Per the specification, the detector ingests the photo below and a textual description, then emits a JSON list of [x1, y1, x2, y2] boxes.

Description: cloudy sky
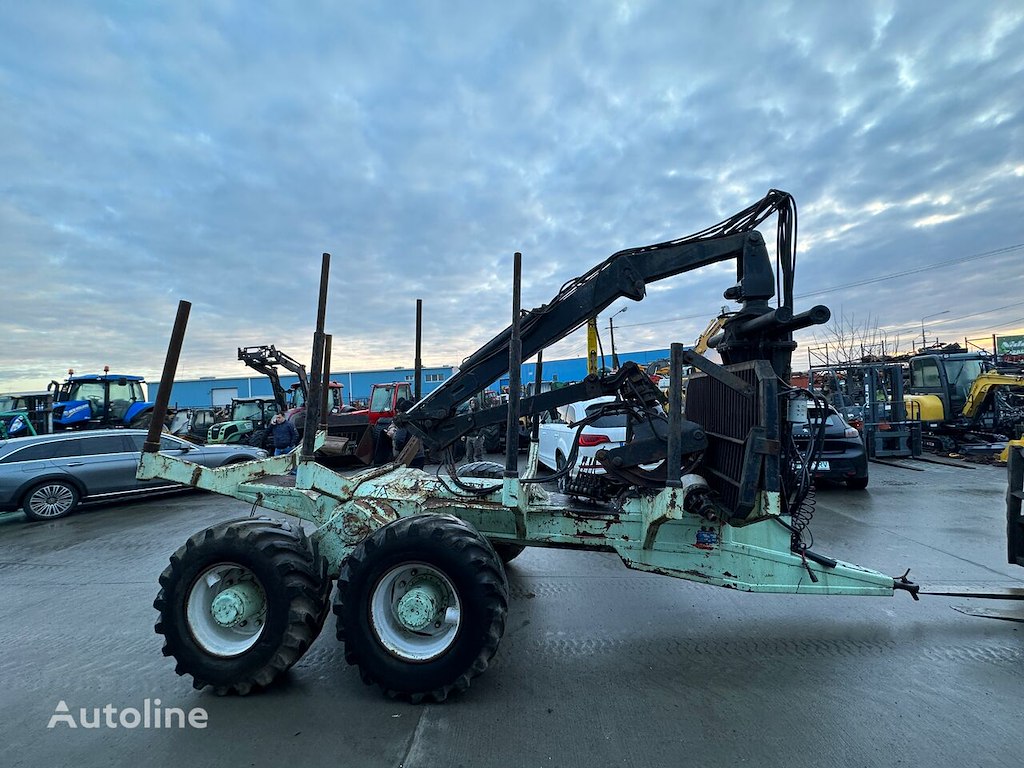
[[2, 1, 1022, 392]]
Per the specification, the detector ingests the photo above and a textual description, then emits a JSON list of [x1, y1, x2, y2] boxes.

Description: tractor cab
[[907, 352, 992, 420], [287, 381, 345, 413], [207, 397, 281, 446], [367, 382, 412, 424], [50, 370, 153, 429]]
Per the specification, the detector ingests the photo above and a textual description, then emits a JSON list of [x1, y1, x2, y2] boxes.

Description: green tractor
[[206, 397, 281, 448]]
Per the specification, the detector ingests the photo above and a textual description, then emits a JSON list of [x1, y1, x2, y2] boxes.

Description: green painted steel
[[137, 431, 897, 597], [396, 584, 443, 631], [211, 582, 265, 628]]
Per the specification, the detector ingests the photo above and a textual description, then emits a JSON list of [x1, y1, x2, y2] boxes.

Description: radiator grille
[[684, 362, 778, 516]]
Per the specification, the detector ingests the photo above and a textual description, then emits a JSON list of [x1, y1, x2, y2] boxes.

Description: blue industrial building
[[156, 365, 457, 409], [504, 348, 670, 392], [155, 348, 670, 408]]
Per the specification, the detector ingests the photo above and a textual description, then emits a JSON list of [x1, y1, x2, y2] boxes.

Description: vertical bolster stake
[[505, 252, 523, 477], [303, 253, 330, 459], [414, 298, 423, 402], [531, 350, 544, 442], [321, 334, 332, 431], [665, 342, 685, 487], [144, 300, 191, 453]]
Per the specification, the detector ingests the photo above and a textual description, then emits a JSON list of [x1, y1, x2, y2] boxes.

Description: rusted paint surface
[[337, 498, 399, 544]]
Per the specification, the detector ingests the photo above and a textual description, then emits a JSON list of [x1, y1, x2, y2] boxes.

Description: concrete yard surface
[[0, 458, 1020, 768]]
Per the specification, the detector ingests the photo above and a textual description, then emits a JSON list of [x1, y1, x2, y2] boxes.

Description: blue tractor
[[49, 370, 158, 430]]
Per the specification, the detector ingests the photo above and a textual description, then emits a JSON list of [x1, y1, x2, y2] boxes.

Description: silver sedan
[[0, 429, 267, 521]]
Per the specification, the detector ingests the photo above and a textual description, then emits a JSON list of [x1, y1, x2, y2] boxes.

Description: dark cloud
[[2, 1, 1022, 391]]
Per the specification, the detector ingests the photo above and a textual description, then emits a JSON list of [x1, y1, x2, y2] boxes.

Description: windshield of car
[[0, 396, 14, 411]]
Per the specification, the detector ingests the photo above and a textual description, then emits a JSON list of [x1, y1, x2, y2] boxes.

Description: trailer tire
[[334, 514, 508, 702], [154, 516, 331, 695], [456, 461, 527, 564]]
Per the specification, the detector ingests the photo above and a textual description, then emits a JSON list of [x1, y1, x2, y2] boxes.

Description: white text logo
[[47, 699, 208, 729]]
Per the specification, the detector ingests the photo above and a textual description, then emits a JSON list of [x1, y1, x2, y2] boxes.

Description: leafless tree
[[806, 312, 905, 366]]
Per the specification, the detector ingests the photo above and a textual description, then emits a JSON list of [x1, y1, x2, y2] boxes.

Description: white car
[[537, 396, 629, 498]]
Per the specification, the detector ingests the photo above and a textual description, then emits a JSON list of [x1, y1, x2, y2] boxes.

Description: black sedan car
[[791, 405, 869, 489], [0, 429, 267, 521]]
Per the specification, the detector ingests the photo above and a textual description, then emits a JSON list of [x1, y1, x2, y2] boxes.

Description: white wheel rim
[[370, 562, 461, 662], [186, 563, 267, 657], [28, 484, 75, 518]]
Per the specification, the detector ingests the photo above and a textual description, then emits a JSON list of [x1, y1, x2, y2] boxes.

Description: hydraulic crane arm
[[237, 345, 311, 413], [963, 372, 1024, 420], [402, 190, 827, 451]]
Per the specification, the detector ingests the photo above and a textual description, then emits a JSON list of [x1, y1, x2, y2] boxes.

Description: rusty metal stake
[[303, 253, 330, 459], [531, 350, 544, 442], [321, 334, 332, 430], [144, 300, 191, 454], [504, 252, 523, 477], [414, 299, 423, 402], [665, 342, 685, 487]]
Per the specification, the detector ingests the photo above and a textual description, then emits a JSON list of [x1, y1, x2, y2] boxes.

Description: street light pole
[[920, 310, 950, 350], [609, 306, 627, 370]]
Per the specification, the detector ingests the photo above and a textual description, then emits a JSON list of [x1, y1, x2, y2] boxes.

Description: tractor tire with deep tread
[[153, 516, 331, 695], [456, 462, 527, 564], [456, 460, 506, 479], [333, 514, 509, 702], [246, 428, 269, 450]]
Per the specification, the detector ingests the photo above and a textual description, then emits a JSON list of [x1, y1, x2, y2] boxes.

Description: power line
[[617, 310, 717, 330], [795, 242, 1024, 299], [988, 315, 1024, 332], [882, 299, 1024, 338]]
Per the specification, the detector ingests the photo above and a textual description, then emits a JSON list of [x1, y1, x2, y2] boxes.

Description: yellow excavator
[[904, 350, 1024, 453], [644, 310, 730, 390]]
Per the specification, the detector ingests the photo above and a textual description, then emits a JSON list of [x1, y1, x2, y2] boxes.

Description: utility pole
[[414, 299, 422, 402], [920, 310, 949, 349], [609, 306, 627, 370]]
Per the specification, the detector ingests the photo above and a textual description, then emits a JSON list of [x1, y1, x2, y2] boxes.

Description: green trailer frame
[[139, 438, 898, 597], [136, 197, 947, 702]]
